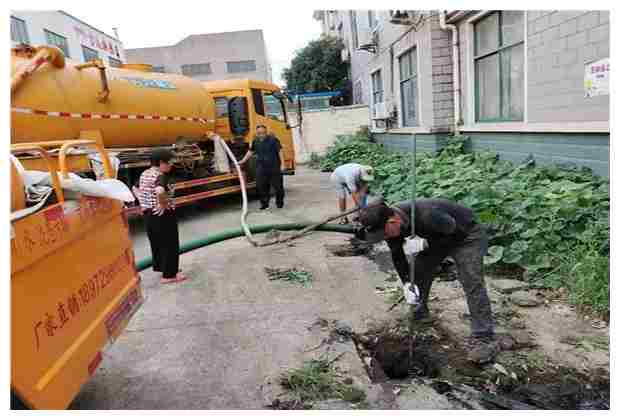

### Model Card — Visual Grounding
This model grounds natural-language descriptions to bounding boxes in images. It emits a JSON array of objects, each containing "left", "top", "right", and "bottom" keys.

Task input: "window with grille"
[
  {"left": 474, "top": 11, "right": 524, "bottom": 122},
  {"left": 11, "top": 16, "right": 29, "bottom": 44},
  {"left": 350, "top": 11, "right": 359, "bottom": 49},
  {"left": 181, "top": 63, "right": 212, "bottom": 76},
  {"left": 399, "top": 48, "right": 418, "bottom": 127},
  {"left": 226, "top": 60, "right": 257, "bottom": 73},
  {"left": 82, "top": 45, "right": 99, "bottom": 62},
  {"left": 44, "top": 29, "right": 70, "bottom": 57}
]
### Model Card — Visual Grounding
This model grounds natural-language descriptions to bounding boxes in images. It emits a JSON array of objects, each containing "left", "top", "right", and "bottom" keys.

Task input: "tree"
[{"left": 282, "top": 36, "right": 348, "bottom": 94}]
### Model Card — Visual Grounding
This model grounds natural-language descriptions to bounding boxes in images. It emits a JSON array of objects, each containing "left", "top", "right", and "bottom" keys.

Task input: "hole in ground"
[{"left": 352, "top": 320, "right": 610, "bottom": 410}]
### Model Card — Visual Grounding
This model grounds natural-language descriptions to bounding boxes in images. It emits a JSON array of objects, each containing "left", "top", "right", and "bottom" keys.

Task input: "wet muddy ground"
[{"left": 308, "top": 240, "right": 611, "bottom": 410}]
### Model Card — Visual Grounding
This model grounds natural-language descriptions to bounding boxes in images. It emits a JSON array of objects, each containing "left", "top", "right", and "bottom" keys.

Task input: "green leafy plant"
[
  {"left": 280, "top": 358, "right": 366, "bottom": 404},
  {"left": 265, "top": 267, "right": 314, "bottom": 288},
  {"left": 317, "top": 135, "right": 609, "bottom": 315}
]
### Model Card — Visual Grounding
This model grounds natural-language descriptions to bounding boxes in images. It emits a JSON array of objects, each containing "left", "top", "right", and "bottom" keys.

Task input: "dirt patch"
[
  {"left": 350, "top": 316, "right": 610, "bottom": 410},
  {"left": 325, "top": 239, "right": 373, "bottom": 257}
]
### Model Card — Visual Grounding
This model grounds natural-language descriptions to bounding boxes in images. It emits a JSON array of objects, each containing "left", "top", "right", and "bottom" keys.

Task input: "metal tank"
[{"left": 11, "top": 46, "right": 216, "bottom": 147}]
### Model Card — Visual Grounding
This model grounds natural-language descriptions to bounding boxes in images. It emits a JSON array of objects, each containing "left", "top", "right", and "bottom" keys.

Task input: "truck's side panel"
[{"left": 11, "top": 197, "right": 143, "bottom": 409}]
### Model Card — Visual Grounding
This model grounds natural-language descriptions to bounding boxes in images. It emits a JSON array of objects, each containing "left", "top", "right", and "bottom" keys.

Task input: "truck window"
[
  {"left": 215, "top": 97, "right": 228, "bottom": 118},
  {"left": 252, "top": 89, "right": 265, "bottom": 116},
  {"left": 264, "top": 92, "right": 287, "bottom": 123}
]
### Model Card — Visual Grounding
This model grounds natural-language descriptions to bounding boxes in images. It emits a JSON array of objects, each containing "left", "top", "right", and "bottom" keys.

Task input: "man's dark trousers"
[
  {"left": 413, "top": 224, "right": 494, "bottom": 337},
  {"left": 256, "top": 164, "right": 284, "bottom": 207}
]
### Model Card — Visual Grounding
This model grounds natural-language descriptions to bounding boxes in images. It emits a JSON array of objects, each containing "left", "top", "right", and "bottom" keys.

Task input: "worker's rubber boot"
[{"left": 464, "top": 334, "right": 499, "bottom": 365}]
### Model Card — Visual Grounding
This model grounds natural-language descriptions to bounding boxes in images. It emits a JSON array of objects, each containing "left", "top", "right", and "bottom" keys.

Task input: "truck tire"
[{"left": 10, "top": 390, "right": 29, "bottom": 410}]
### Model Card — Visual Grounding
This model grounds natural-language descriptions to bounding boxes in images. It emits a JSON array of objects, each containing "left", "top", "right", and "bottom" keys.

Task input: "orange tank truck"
[{"left": 11, "top": 45, "right": 296, "bottom": 216}]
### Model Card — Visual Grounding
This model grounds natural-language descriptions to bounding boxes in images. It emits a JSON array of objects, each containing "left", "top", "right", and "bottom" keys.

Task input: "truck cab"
[{"left": 203, "top": 79, "right": 295, "bottom": 174}]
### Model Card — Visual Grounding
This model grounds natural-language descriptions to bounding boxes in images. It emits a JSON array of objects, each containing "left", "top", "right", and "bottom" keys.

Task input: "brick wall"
[{"left": 527, "top": 10, "right": 609, "bottom": 123}]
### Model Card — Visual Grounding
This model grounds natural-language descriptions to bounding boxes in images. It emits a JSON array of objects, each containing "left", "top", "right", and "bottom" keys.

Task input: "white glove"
[
  {"left": 403, "top": 283, "right": 420, "bottom": 305},
  {"left": 404, "top": 236, "right": 428, "bottom": 255}
]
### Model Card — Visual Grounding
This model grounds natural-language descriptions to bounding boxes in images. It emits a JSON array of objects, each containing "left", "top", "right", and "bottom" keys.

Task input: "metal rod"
[{"left": 408, "top": 133, "right": 417, "bottom": 369}]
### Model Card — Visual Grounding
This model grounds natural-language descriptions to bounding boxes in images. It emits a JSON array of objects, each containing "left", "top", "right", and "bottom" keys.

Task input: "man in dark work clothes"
[
  {"left": 239, "top": 125, "right": 285, "bottom": 210},
  {"left": 358, "top": 198, "right": 498, "bottom": 363}
]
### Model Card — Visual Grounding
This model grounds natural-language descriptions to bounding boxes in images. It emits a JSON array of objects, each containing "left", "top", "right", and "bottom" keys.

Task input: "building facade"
[
  {"left": 11, "top": 10, "right": 126, "bottom": 67},
  {"left": 314, "top": 10, "right": 610, "bottom": 176},
  {"left": 125, "top": 30, "right": 272, "bottom": 82}
]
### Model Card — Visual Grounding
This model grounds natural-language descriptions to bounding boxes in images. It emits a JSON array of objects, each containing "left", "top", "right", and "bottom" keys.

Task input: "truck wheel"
[{"left": 10, "top": 391, "right": 29, "bottom": 410}]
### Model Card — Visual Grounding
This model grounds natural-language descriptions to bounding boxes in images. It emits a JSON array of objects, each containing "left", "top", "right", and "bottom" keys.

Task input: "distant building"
[
  {"left": 125, "top": 30, "right": 272, "bottom": 82},
  {"left": 11, "top": 10, "right": 126, "bottom": 67},
  {"left": 314, "top": 10, "right": 610, "bottom": 177}
]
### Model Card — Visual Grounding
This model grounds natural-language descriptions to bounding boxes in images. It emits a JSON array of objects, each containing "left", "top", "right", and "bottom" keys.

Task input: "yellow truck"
[
  {"left": 11, "top": 45, "right": 296, "bottom": 217},
  {"left": 10, "top": 139, "right": 144, "bottom": 409}
]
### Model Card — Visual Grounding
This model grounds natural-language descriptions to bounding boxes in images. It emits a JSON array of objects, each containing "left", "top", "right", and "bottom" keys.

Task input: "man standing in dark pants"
[
  {"left": 358, "top": 198, "right": 497, "bottom": 363},
  {"left": 239, "top": 125, "right": 285, "bottom": 210},
  {"left": 133, "top": 149, "right": 187, "bottom": 284}
]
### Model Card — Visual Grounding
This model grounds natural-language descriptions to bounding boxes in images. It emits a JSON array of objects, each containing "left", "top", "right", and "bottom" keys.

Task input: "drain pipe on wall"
[{"left": 439, "top": 11, "right": 461, "bottom": 135}]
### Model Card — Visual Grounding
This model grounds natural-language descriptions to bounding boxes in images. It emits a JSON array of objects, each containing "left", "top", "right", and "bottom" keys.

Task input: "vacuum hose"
[
  {"left": 210, "top": 134, "right": 258, "bottom": 246},
  {"left": 135, "top": 223, "right": 356, "bottom": 271}
]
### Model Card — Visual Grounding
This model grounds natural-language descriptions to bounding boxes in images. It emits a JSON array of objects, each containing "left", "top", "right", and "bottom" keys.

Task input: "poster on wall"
[
  {"left": 584, "top": 58, "right": 609, "bottom": 98},
  {"left": 74, "top": 26, "right": 121, "bottom": 58}
]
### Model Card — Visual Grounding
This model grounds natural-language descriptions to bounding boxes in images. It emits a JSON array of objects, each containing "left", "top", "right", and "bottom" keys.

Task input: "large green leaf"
[{"left": 484, "top": 245, "right": 504, "bottom": 265}]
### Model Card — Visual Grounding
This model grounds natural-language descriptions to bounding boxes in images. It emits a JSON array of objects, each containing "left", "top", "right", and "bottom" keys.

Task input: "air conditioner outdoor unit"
[
  {"left": 389, "top": 10, "right": 421, "bottom": 25},
  {"left": 373, "top": 102, "right": 388, "bottom": 120}
]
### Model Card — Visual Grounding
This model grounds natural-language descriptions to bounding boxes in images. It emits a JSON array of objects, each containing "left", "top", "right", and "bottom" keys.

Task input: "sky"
[{"left": 57, "top": 4, "right": 323, "bottom": 86}]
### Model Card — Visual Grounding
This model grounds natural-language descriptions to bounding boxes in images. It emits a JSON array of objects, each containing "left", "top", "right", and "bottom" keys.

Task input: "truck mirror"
[{"left": 228, "top": 96, "right": 250, "bottom": 136}]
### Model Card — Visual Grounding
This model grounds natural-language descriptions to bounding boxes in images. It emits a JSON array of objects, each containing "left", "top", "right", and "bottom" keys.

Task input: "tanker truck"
[{"left": 11, "top": 44, "right": 296, "bottom": 216}]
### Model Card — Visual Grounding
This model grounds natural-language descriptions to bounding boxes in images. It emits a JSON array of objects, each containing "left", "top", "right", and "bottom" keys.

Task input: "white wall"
[
  {"left": 291, "top": 105, "right": 370, "bottom": 163},
  {"left": 11, "top": 11, "right": 126, "bottom": 66}
]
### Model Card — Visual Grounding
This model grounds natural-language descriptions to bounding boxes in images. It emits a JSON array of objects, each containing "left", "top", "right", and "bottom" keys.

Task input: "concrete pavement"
[{"left": 70, "top": 166, "right": 395, "bottom": 409}]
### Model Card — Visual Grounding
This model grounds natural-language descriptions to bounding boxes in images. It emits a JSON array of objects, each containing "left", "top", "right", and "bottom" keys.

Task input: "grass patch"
[
  {"left": 265, "top": 267, "right": 313, "bottom": 287},
  {"left": 279, "top": 358, "right": 366, "bottom": 405},
  {"left": 316, "top": 134, "right": 609, "bottom": 316}
]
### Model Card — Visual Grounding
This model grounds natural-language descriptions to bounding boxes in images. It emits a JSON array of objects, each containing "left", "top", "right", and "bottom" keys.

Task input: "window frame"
[
  {"left": 181, "top": 63, "right": 212, "bottom": 76},
  {"left": 473, "top": 11, "right": 525, "bottom": 123},
  {"left": 44, "top": 29, "right": 70, "bottom": 58},
  {"left": 398, "top": 47, "right": 419, "bottom": 127},
  {"left": 263, "top": 91, "right": 288, "bottom": 124},
  {"left": 252, "top": 88, "right": 265, "bottom": 116},
  {"left": 226, "top": 60, "right": 257, "bottom": 74},
  {"left": 11, "top": 16, "right": 30, "bottom": 44},
  {"left": 371, "top": 69, "right": 383, "bottom": 110},
  {"left": 81, "top": 45, "right": 99, "bottom": 62}
]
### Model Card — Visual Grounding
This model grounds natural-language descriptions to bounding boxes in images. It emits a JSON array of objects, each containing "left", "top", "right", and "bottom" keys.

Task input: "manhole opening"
[{"left": 352, "top": 322, "right": 610, "bottom": 410}]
